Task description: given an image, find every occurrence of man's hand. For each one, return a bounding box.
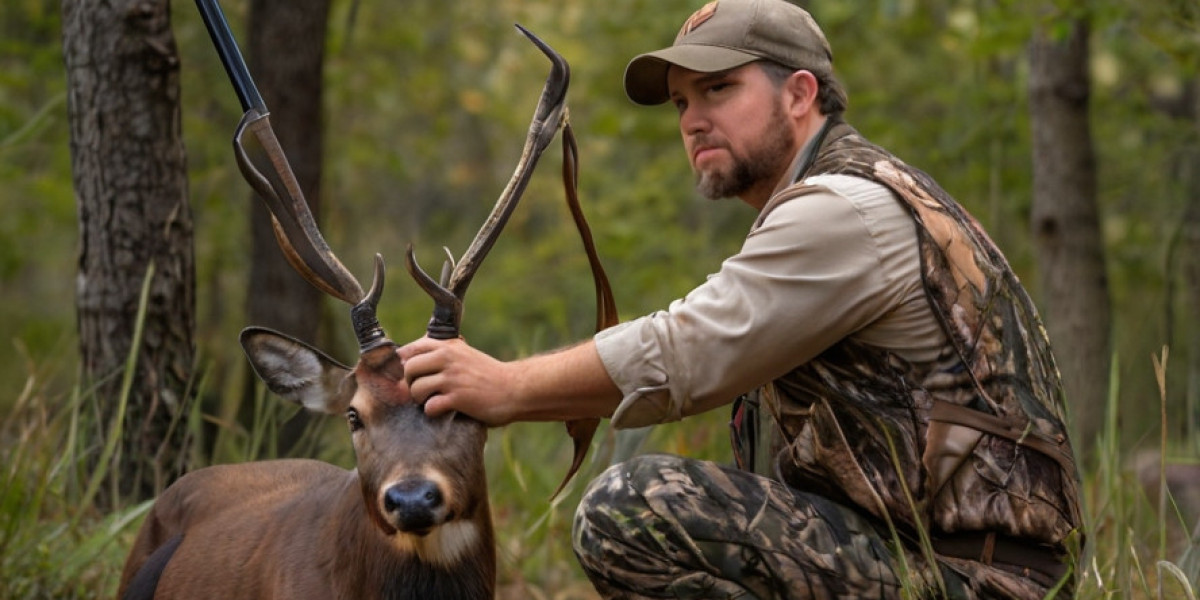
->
[399,336,622,427]
[398,337,519,427]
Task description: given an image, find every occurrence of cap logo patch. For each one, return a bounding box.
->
[675,1,718,42]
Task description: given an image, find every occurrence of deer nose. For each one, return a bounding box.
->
[384,479,444,533]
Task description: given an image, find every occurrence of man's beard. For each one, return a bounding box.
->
[694,103,795,201]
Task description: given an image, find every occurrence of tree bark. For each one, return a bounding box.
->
[63,0,195,504]
[244,0,330,344]
[1172,80,1200,449]
[1029,18,1111,460]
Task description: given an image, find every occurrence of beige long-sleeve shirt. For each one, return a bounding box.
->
[594,174,949,429]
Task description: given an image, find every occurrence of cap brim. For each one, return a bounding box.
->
[624,45,762,105]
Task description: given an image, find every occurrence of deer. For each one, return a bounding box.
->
[117,7,610,598]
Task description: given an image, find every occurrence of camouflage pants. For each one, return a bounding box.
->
[571,454,1052,599]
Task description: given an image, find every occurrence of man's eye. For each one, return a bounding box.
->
[346,408,364,432]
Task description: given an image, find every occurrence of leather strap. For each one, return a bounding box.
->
[551,122,617,499]
[560,123,618,332]
[925,401,1076,588]
[932,532,1068,588]
[928,400,1076,475]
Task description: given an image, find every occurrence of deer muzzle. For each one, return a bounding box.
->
[384,478,448,535]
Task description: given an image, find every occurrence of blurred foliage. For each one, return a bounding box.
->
[0,0,75,395]
[1,0,1199,595]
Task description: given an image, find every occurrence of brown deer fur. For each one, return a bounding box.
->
[117,334,495,600]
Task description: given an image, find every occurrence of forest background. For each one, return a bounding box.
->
[1,0,1199,597]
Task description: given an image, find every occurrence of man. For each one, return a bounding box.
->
[399,0,1085,597]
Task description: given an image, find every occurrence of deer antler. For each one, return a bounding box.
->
[202,0,384,352]
[405,24,569,340]
[233,115,366,305]
[406,28,614,497]
[233,113,394,352]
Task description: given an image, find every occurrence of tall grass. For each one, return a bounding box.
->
[1,341,1198,599]
[0,352,151,598]
[1078,350,1198,600]
[0,268,160,598]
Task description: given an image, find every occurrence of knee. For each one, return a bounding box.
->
[572,455,681,557]
[572,458,632,548]
[575,454,683,518]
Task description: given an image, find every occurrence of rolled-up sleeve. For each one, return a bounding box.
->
[596,176,912,429]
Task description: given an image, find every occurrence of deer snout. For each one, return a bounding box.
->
[384,479,446,534]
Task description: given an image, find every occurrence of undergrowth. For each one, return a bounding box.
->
[1,342,1197,599]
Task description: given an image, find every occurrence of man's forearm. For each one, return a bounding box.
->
[509,339,623,422]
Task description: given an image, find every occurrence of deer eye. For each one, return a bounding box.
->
[346,407,364,432]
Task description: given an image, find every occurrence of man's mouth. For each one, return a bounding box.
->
[692,145,725,167]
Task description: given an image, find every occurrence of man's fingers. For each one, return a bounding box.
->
[396,337,438,363]
[400,346,442,385]
[395,336,487,422]
[407,367,444,404]
[423,393,452,418]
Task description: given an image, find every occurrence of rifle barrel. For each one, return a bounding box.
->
[195,0,266,113]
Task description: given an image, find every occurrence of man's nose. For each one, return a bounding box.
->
[679,104,710,136]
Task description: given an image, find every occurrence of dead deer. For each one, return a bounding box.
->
[116,18,588,599]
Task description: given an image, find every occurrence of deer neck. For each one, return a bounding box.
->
[331,473,496,599]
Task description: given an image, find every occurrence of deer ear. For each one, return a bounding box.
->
[239,327,356,414]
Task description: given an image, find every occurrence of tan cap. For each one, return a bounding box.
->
[624,0,833,105]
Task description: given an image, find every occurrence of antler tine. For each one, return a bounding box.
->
[405,243,461,340]
[445,24,569,299]
[234,111,367,306]
[351,254,389,352]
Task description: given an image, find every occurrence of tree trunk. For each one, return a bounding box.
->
[1028,18,1110,461]
[243,0,332,456]
[1173,80,1200,450]
[244,0,329,344]
[1187,196,1200,449]
[63,0,195,504]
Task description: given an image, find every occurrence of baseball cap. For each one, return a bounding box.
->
[624,0,833,105]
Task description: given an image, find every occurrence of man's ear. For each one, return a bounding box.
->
[783,69,820,119]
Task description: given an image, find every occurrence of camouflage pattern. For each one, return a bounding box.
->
[758,121,1083,554]
[573,454,1052,599]
[572,122,1083,598]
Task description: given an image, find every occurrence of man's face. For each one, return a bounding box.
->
[667,63,796,202]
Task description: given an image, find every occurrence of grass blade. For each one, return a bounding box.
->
[74,261,156,524]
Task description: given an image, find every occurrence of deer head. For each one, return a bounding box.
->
[230,22,568,569]
[238,269,490,551]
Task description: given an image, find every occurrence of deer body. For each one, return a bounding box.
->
[119,336,495,600]
[123,463,494,599]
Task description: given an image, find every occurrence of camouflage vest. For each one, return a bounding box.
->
[747,121,1084,552]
